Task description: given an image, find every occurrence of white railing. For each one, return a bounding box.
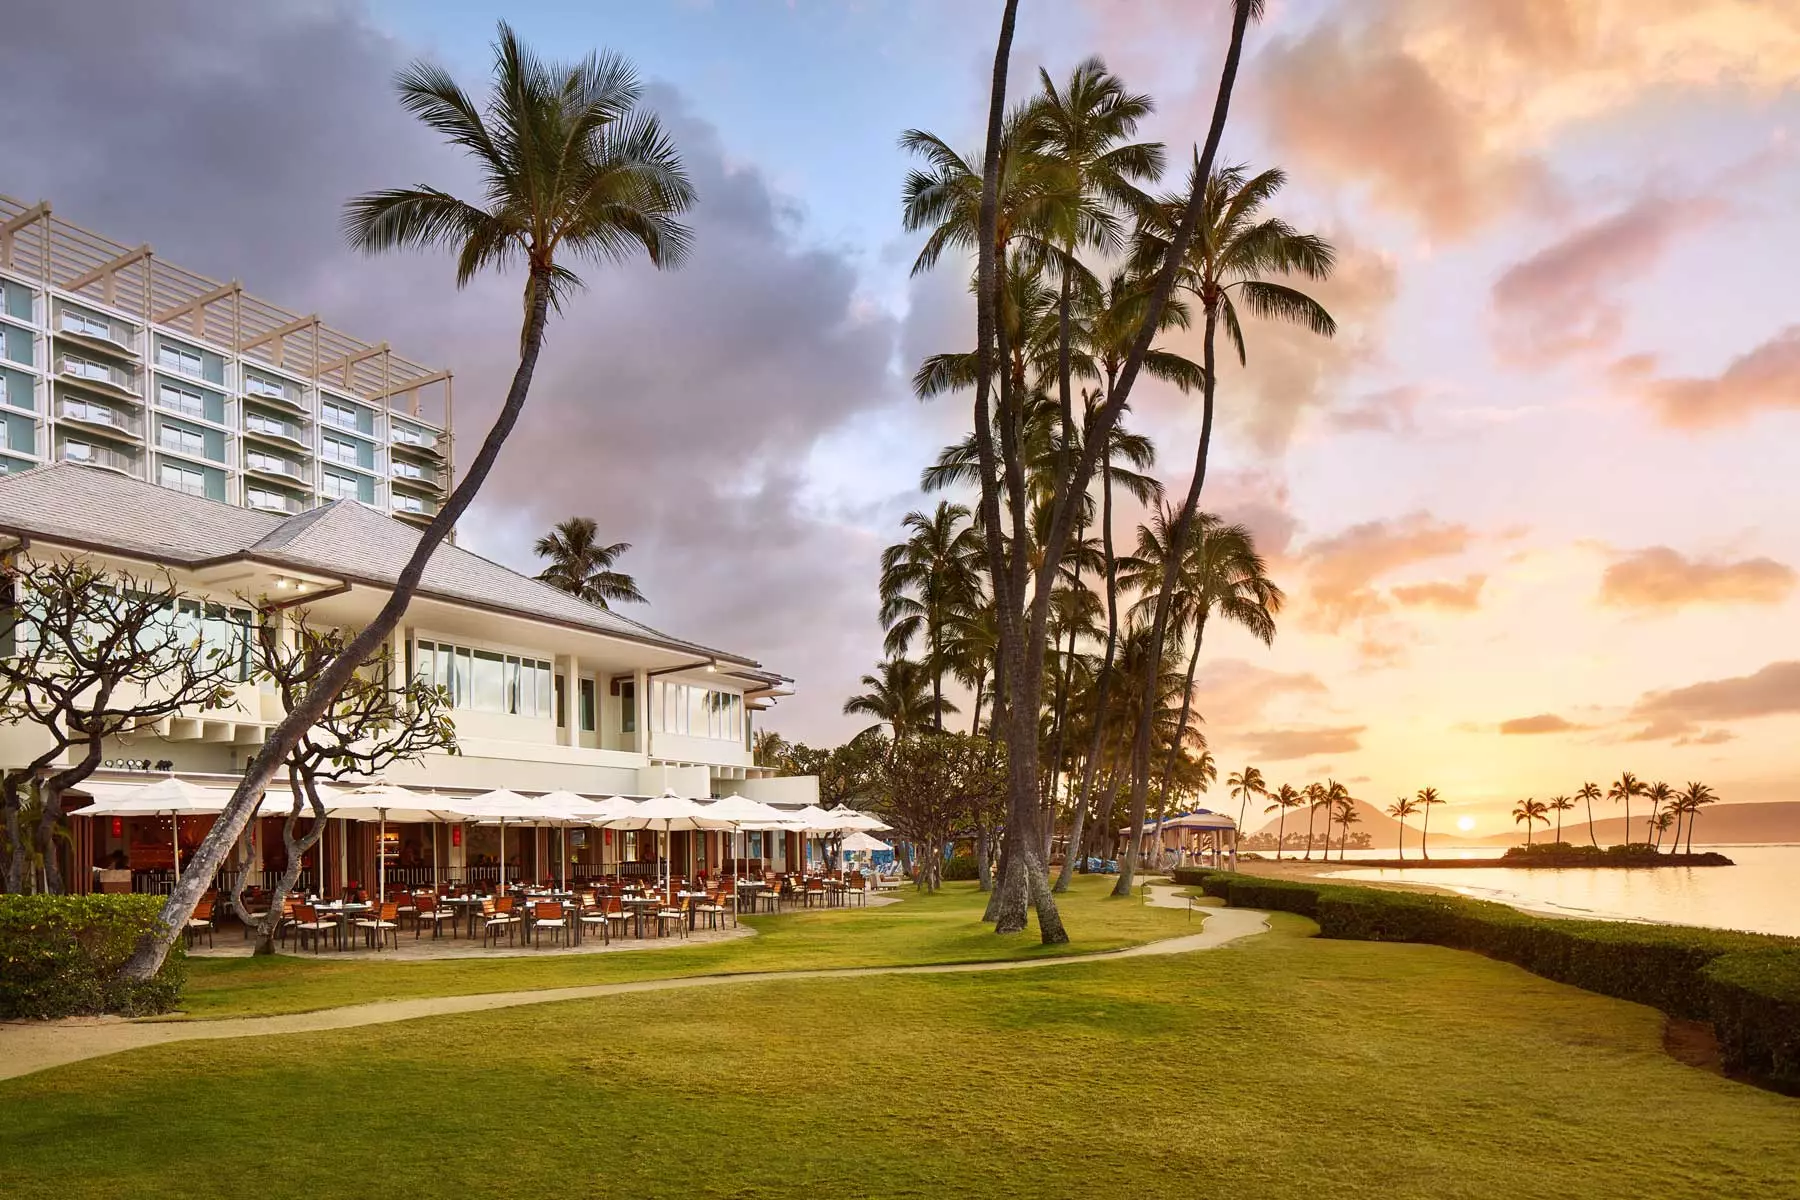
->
[60,439,139,473]
[244,412,307,443]
[58,399,143,438]
[55,353,135,392]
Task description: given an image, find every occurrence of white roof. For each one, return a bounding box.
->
[77,776,232,815]
[605,790,733,831]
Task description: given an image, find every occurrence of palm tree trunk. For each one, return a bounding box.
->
[1152,617,1207,835]
[1055,455,1122,894]
[1396,818,1404,862]
[1041,553,1084,846]
[1555,809,1563,845]
[1275,808,1286,861]
[119,265,556,982]
[1420,803,1431,860]
[1303,805,1315,861]
[1586,797,1597,848]
[930,612,944,733]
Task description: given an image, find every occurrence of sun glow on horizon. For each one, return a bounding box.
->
[1456,816,1478,832]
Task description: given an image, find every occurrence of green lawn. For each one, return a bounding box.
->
[3,896,1796,1198]
[176,876,1192,1019]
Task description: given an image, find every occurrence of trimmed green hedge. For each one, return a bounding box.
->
[0,894,187,1019]
[1174,868,1800,1094]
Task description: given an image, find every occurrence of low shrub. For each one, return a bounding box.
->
[0,894,187,1019]
[942,855,980,882]
[1188,870,1800,1095]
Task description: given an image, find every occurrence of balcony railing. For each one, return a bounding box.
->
[242,374,305,409]
[391,496,438,519]
[54,353,137,395]
[59,439,139,474]
[245,455,306,481]
[390,425,442,454]
[56,310,138,355]
[243,412,309,445]
[246,488,305,515]
[58,399,143,438]
[390,461,441,488]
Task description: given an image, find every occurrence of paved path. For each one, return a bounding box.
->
[0,896,1267,1084]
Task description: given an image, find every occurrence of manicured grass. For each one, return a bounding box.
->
[176,876,1191,1019]
[4,911,1795,1198]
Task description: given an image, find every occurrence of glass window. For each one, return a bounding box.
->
[393,494,425,514]
[61,309,111,339]
[159,461,206,497]
[688,686,706,738]
[158,381,205,420]
[579,677,596,732]
[244,374,290,401]
[619,680,636,733]
[472,649,504,713]
[554,674,566,727]
[157,341,203,377]
[535,662,552,719]
[453,647,472,708]
[160,422,204,458]
[63,354,110,382]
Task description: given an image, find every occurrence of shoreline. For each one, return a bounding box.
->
[1233,851,1734,870]
[1217,858,1648,924]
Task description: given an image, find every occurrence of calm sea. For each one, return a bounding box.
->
[1327,845,1800,938]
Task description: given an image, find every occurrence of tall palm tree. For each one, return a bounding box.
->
[533,517,645,608]
[1608,772,1644,848]
[1302,781,1328,861]
[1333,791,1360,861]
[842,658,956,738]
[1116,160,1334,897]
[1677,781,1717,854]
[1227,765,1266,839]
[1414,786,1443,859]
[1547,795,1575,846]
[751,730,789,769]
[1513,798,1550,846]
[124,24,695,981]
[1643,781,1674,853]
[1651,808,1677,850]
[1575,781,1603,848]
[879,502,985,730]
[1386,796,1419,861]
[1265,783,1302,860]
[1122,509,1282,829]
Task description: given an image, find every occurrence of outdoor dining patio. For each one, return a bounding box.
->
[71,774,899,959]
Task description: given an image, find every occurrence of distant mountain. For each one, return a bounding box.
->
[1248,800,1800,848]
[1467,801,1800,847]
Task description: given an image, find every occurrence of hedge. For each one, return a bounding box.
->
[1172,868,1800,1095]
[943,855,980,882]
[0,894,187,1019]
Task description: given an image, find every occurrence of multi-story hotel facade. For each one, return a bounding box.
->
[0,455,817,892]
[0,193,452,525]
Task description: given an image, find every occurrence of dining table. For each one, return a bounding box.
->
[307,900,373,950]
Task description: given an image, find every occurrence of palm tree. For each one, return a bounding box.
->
[1644,781,1674,853]
[842,658,955,738]
[1414,786,1443,859]
[1228,766,1266,840]
[533,517,645,608]
[1608,772,1644,848]
[1265,783,1301,860]
[751,730,789,769]
[1302,782,1328,861]
[1333,791,1360,861]
[1575,781,1603,848]
[1677,781,1717,854]
[1547,795,1575,845]
[124,24,695,981]
[879,502,985,730]
[1512,798,1550,846]
[1386,796,1419,861]
[1651,808,1677,850]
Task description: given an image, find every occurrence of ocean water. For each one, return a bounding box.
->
[1328,845,1800,938]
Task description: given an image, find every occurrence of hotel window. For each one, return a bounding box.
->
[62,439,94,463]
[320,469,370,502]
[1,323,33,367]
[244,411,293,439]
[61,309,111,340]
[62,398,117,427]
[321,398,366,433]
[243,374,290,401]
[648,682,741,740]
[392,493,426,514]
[321,435,358,466]
[618,680,636,733]
[157,341,203,377]
[246,449,292,475]
[159,422,205,458]
[392,459,425,480]
[391,422,428,447]
[554,674,567,727]
[414,638,553,717]
[159,461,207,497]
[579,677,596,732]
[157,380,206,421]
[62,354,112,383]
[246,486,292,512]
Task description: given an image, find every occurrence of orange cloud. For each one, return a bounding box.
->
[1392,574,1486,611]
[1499,713,1584,735]
[1599,546,1795,609]
[1297,513,1473,632]
[1243,725,1366,761]
[1325,385,1420,436]
[1491,194,1722,363]
[1249,0,1800,236]
[1626,660,1800,740]
[1191,659,1328,727]
[1630,327,1800,427]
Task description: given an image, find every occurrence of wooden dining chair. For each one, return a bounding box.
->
[481,898,519,948]
[185,896,215,949]
[531,901,568,949]
[292,904,336,954]
[355,902,401,951]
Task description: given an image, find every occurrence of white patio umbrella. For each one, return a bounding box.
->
[459,789,546,890]
[602,790,733,898]
[840,831,891,853]
[80,775,229,882]
[828,807,891,832]
[328,779,471,902]
[701,795,798,879]
[584,795,641,877]
[534,791,602,890]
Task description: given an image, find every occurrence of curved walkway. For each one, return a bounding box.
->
[0,896,1268,1083]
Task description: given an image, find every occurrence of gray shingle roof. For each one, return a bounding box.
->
[0,463,764,668]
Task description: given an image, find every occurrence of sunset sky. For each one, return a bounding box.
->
[7,1,1799,830]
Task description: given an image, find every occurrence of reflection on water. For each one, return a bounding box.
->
[1330,845,1800,938]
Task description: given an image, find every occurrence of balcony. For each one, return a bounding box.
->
[390,424,444,458]
[59,439,139,475]
[55,308,139,358]
[58,398,143,440]
[390,460,442,489]
[245,487,306,515]
[242,411,310,449]
[244,454,307,483]
[391,495,438,524]
[53,352,138,400]
[241,373,307,412]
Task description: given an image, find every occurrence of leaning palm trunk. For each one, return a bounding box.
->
[121,271,553,981]
[1056,463,1123,893]
[1419,803,1431,860]
[1150,616,1207,849]
[1302,806,1316,860]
